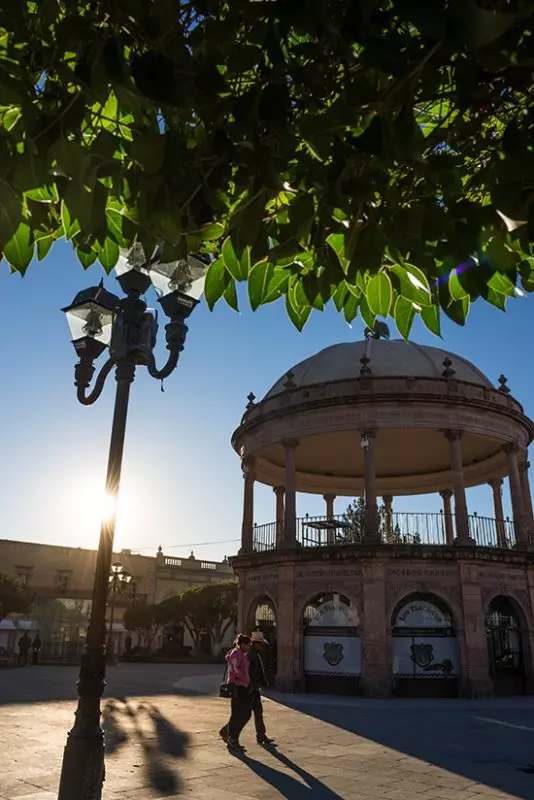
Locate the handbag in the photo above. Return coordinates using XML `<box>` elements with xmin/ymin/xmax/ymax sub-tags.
<box><xmin>218</xmin><ymin>662</ymin><xmax>237</xmax><ymax>699</ymax></box>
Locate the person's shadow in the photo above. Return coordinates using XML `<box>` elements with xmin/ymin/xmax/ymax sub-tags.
<box><xmin>242</xmin><ymin>746</ymin><xmax>343</xmax><ymax>799</ymax></box>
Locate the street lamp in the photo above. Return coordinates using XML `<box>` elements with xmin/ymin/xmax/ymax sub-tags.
<box><xmin>57</xmin><ymin>247</ymin><xmax>209</xmax><ymax>800</ymax></box>
<box><xmin>106</xmin><ymin>562</ymin><xmax>131</xmax><ymax>662</ymax></box>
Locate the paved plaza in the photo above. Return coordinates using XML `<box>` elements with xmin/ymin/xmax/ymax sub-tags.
<box><xmin>1</xmin><ymin>665</ymin><xmax>534</xmax><ymax>800</ymax></box>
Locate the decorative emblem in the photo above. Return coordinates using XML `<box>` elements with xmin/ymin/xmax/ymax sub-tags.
<box><xmin>323</xmin><ymin>642</ymin><xmax>344</xmax><ymax>667</ymax></box>
<box><xmin>411</xmin><ymin>643</ymin><xmax>434</xmax><ymax>669</ymax></box>
<box><xmin>410</xmin><ymin>644</ymin><xmax>454</xmax><ymax>676</ymax></box>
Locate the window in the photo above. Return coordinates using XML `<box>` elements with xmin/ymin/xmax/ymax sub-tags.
<box><xmin>57</xmin><ymin>573</ymin><xmax>70</xmax><ymax>592</ymax></box>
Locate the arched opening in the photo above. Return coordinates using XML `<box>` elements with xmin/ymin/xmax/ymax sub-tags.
<box><xmin>248</xmin><ymin>595</ymin><xmax>277</xmax><ymax>682</ymax></box>
<box><xmin>486</xmin><ymin>596</ymin><xmax>525</xmax><ymax>696</ymax></box>
<box><xmin>392</xmin><ymin>593</ymin><xmax>459</xmax><ymax>698</ymax></box>
<box><xmin>303</xmin><ymin>592</ymin><xmax>361</xmax><ymax>695</ymax></box>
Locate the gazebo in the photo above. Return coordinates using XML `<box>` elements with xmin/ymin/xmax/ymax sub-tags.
<box><xmin>230</xmin><ymin>338</ymin><xmax>534</xmax><ymax>698</ymax></box>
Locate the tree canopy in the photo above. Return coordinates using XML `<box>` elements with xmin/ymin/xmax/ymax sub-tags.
<box><xmin>1</xmin><ymin>1</ymin><xmax>534</xmax><ymax>335</ymax></box>
<box><xmin>0</xmin><ymin>572</ymin><xmax>31</xmax><ymax>621</ymax></box>
<box><xmin>163</xmin><ymin>581</ymin><xmax>237</xmax><ymax>653</ymax></box>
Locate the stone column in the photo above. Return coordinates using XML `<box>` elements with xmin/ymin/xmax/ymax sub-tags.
<box><xmin>383</xmin><ymin>495</ymin><xmax>393</xmax><ymax>543</ymax></box>
<box><xmin>488</xmin><ymin>478</ymin><xmax>506</xmax><ymax>548</ymax></box>
<box><xmin>504</xmin><ymin>442</ymin><xmax>528</xmax><ymax>547</ymax></box>
<box><xmin>323</xmin><ymin>493</ymin><xmax>336</xmax><ymax>545</ymax></box>
<box><xmin>236</xmin><ymin>571</ymin><xmax>247</xmax><ymax>632</ymax></box>
<box><xmin>274</xmin><ymin>486</ymin><xmax>285</xmax><ymax>548</ymax></box>
<box><xmin>444</xmin><ymin>430</ymin><xmax>473</xmax><ymax>545</ymax></box>
<box><xmin>361</xmin><ymin>560</ymin><xmax>390</xmax><ymax>697</ymax></box>
<box><xmin>362</xmin><ymin>430</ymin><xmax>380</xmax><ymax>543</ymax></box>
<box><xmin>439</xmin><ymin>489</ymin><xmax>454</xmax><ymax>546</ymax></box>
<box><xmin>520</xmin><ymin>455</ymin><xmax>534</xmax><ymax>540</ymax></box>
<box><xmin>458</xmin><ymin>562</ymin><xmax>493</xmax><ymax>698</ymax></box>
<box><xmin>239</xmin><ymin>456</ymin><xmax>255</xmax><ymax>554</ymax></box>
<box><xmin>282</xmin><ymin>439</ymin><xmax>298</xmax><ymax>548</ymax></box>
<box><xmin>276</xmin><ymin>563</ymin><xmax>297</xmax><ymax>691</ymax></box>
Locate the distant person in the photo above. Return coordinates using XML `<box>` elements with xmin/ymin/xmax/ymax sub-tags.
<box><xmin>31</xmin><ymin>634</ymin><xmax>42</xmax><ymax>665</ymax></box>
<box><xmin>249</xmin><ymin>631</ymin><xmax>275</xmax><ymax>745</ymax></box>
<box><xmin>17</xmin><ymin>632</ymin><xmax>31</xmax><ymax>666</ymax></box>
<box><xmin>124</xmin><ymin>635</ymin><xmax>132</xmax><ymax>661</ymax></box>
<box><xmin>219</xmin><ymin>633</ymin><xmax>252</xmax><ymax>753</ymax></box>
<box><xmin>31</xmin><ymin>634</ymin><xmax>41</xmax><ymax>665</ymax></box>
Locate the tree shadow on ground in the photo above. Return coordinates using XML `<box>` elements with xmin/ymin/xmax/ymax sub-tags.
<box><xmin>102</xmin><ymin>698</ymin><xmax>190</xmax><ymax>795</ymax></box>
<box><xmin>270</xmin><ymin>696</ymin><xmax>534</xmax><ymax>800</ymax></box>
<box><xmin>241</xmin><ymin>746</ymin><xmax>343</xmax><ymax>799</ymax></box>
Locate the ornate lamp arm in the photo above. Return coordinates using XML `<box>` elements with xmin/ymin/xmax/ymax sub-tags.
<box><xmin>146</xmin><ymin>317</ymin><xmax>188</xmax><ymax>381</ymax></box>
<box><xmin>75</xmin><ymin>357</ymin><xmax>115</xmax><ymax>406</ymax></box>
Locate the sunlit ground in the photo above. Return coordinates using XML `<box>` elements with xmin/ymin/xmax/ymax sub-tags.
<box><xmin>0</xmin><ymin>664</ymin><xmax>533</xmax><ymax>800</ymax></box>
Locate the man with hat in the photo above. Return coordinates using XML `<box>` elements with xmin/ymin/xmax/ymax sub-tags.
<box><xmin>249</xmin><ymin>630</ymin><xmax>275</xmax><ymax>745</ymax></box>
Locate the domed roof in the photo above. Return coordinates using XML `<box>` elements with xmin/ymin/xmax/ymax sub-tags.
<box><xmin>265</xmin><ymin>339</ymin><xmax>493</xmax><ymax>399</ymax></box>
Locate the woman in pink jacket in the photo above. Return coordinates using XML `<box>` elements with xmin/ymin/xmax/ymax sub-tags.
<box><xmin>220</xmin><ymin>633</ymin><xmax>252</xmax><ymax>752</ymax></box>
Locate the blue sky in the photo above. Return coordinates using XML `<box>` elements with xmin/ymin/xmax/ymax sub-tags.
<box><xmin>0</xmin><ymin>242</ymin><xmax>532</xmax><ymax>562</ymax></box>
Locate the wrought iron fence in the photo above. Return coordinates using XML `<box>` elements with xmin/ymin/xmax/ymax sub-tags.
<box><xmin>252</xmin><ymin>511</ymin><xmax>517</xmax><ymax>551</ymax></box>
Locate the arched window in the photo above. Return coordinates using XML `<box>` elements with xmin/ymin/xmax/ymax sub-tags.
<box><xmin>486</xmin><ymin>596</ymin><xmax>524</xmax><ymax>694</ymax></box>
<box><xmin>303</xmin><ymin>593</ymin><xmax>361</xmax><ymax>695</ymax></box>
<box><xmin>392</xmin><ymin>594</ymin><xmax>459</xmax><ymax>698</ymax></box>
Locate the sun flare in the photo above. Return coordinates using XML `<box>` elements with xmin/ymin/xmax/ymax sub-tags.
<box><xmin>59</xmin><ymin>477</ymin><xmax>140</xmax><ymax>548</ymax></box>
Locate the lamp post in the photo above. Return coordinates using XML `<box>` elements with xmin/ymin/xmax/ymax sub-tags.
<box><xmin>57</xmin><ymin>247</ymin><xmax>209</xmax><ymax>800</ymax></box>
<box><xmin>106</xmin><ymin>562</ymin><xmax>131</xmax><ymax>662</ymax></box>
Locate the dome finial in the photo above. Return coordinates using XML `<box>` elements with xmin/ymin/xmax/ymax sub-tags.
<box><xmin>442</xmin><ymin>357</ymin><xmax>456</xmax><ymax>378</ymax></box>
<box><xmin>498</xmin><ymin>374</ymin><xmax>510</xmax><ymax>394</ymax></box>
<box><xmin>246</xmin><ymin>392</ymin><xmax>256</xmax><ymax>410</ymax></box>
<box><xmin>360</xmin><ymin>355</ymin><xmax>371</xmax><ymax>376</ymax></box>
<box><xmin>283</xmin><ymin>370</ymin><xmax>296</xmax><ymax>389</ymax></box>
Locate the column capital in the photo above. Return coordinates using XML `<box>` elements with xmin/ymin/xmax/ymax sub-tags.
<box><xmin>282</xmin><ymin>438</ymin><xmax>299</xmax><ymax>449</ymax></box>
<box><xmin>273</xmin><ymin>485</ymin><xmax>285</xmax><ymax>496</ymax></box>
<box><xmin>241</xmin><ymin>455</ymin><xmax>256</xmax><ymax>476</ymax></box>
<box><xmin>439</xmin><ymin>489</ymin><xmax>453</xmax><ymax>499</ymax></box>
<box><xmin>503</xmin><ymin>441</ymin><xmax>520</xmax><ymax>455</ymax></box>
<box><xmin>382</xmin><ymin>494</ymin><xmax>393</xmax><ymax>505</ymax></box>
<box><xmin>444</xmin><ymin>429</ymin><xmax>463</xmax><ymax>442</ymax></box>
<box><xmin>487</xmin><ymin>478</ymin><xmax>503</xmax><ymax>490</ymax></box>
<box><xmin>323</xmin><ymin>493</ymin><xmax>336</xmax><ymax>502</ymax></box>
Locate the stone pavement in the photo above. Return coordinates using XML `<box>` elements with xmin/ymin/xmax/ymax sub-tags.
<box><xmin>1</xmin><ymin>664</ymin><xmax>534</xmax><ymax>799</ymax></box>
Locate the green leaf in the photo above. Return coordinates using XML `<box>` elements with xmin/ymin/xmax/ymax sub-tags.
<box><xmin>448</xmin><ymin>269</ymin><xmax>469</xmax><ymax>301</ymax></box>
<box><xmin>3</xmin><ymin>223</ymin><xmax>34</xmax><ymax>274</ymax></box>
<box><xmin>0</xmin><ymin>184</ymin><xmax>22</xmax><ymax>248</ymax></box>
<box><xmin>262</xmin><ymin>268</ymin><xmax>290</xmax><ymax>304</ymax></box>
<box><xmin>286</xmin><ymin>290</ymin><xmax>311</xmax><ymax>331</ymax></box>
<box><xmin>248</xmin><ymin>261</ymin><xmax>274</xmax><ymax>311</ymax></box>
<box><xmin>130</xmin><ymin>132</ymin><xmax>166</xmax><ymax>174</ymax></box>
<box><xmin>366</xmin><ymin>272</ymin><xmax>392</xmax><ymax>317</ymax></box>
<box><xmin>223</xmin><ymin>278</ymin><xmax>239</xmax><ymax>311</ymax></box>
<box><xmin>36</xmin><ymin>235</ymin><xmax>54</xmax><ymax>262</ymax></box>
<box><xmin>222</xmin><ymin>236</ymin><xmax>249</xmax><ymax>281</ymax></box>
<box><xmin>61</xmin><ymin>199</ymin><xmax>81</xmax><ymax>242</ymax></box>
<box><xmin>106</xmin><ymin>207</ymin><xmax>124</xmax><ymax>245</ymax></box>
<box><xmin>76</xmin><ymin>245</ymin><xmax>98</xmax><ymax>269</ymax></box>
<box><xmin>98</xmin><ymin>237</ymin><xmax>119</xmax><ymax>272</ymax></box>
<box><xmin>327</xmin><ymin>232</ymin><xmax>349</xmax><ymax>274</ymax></box>
<box><xmin>420</xmin><ymin>304</ymin><xmax>441</xmax><ymax>337</ymax></box>
<box><xmin>332</xmin><ymin>281</ymin><xmax>348</xmax><ymax>312</ymax></box>
<box><xmin>198</xmin><ymin>222</ymin><xmax>225</xmax><ymax>241</ymax></box>
<box><xmin>486</xmin><ymin>287</ymin><xmax>507</xmax><ymax>311</ymax></box>
<box><xmin>204</xmin><ymin>256</ymin><xmax>228</xmax><ymax>310</ymax></box>
<box><xmin>343</xmin><ymin>292</ymin><xmax>359</xmax><ymax>324</ymax></box>
<box><xmin>444</xmin><ymin>296</ymin><xmax>470</xmax><ymax>326</ymax></box>
<box><xmin>487</xmin><ymin>271</ymin><xmax>516</xmax><ymax>297</ymax></box>
<box><xmin>359</xmin><ymin>295</ymin><xmax>375</xmax><ymax>330</ymax></box>
<box><xmin>394</xmin><ymin>297</ymin><xmax>415</xmax><ymax>340</ymax></box>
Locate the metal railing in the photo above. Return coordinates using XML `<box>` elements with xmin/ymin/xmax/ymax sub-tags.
<box><xmin>252</xmin><ymin>512</ymin><xmax>516</xmax><ymax>552</ymax></box>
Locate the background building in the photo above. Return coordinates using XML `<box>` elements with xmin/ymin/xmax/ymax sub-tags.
<box><xmin>0</xmin><ymin>539</ymin><xmax>233</xmax><ymax>660</ymax></box>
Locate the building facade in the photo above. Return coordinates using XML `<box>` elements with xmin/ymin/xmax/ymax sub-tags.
<box><xmin>231</xmin><ymin>338</ymin><xmax>534</xmax><ymax>698</ymax></box>
<box><xmin>0</xmin><ymin>539</ymin><xmax>234</xmax><ymax>658</ymax></box>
